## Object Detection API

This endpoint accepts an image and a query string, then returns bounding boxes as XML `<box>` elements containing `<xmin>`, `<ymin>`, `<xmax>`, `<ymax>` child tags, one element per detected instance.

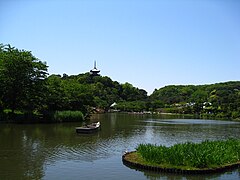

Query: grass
<box><xmin>136</xmin><ymin>139</ymin><xmax>240</xmax><ymax>169</ymax></box>
<box><xmin>0</xmin><ymin>110</ymin><xmax>85</xmax><ymax>123</ymax></box>
<box><xmin>53</xmin><ymin>110</ymin><xmax>84</xmax><ymax>122</ymax></box>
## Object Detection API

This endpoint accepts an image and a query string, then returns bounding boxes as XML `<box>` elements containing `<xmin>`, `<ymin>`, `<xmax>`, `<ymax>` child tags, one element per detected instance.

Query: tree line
<box><xmin>150</xmin><ymin>82</ymin><xmax>240</xmax><ymax>119</ymax></box>
<box><xmin>0</xmin><ymin>44</ymin><xmax>239</xmax><ymax>121</ymax></box>
<box><xmin>0</xmin><ymin>44</ymin><xmax>148</xmax><ymax>120</ymax></box>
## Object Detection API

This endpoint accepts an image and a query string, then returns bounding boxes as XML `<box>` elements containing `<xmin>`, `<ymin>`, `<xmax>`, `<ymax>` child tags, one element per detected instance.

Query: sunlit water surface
<box><xmin>0</xmin><ymin>113</ymin><xmax>240</xmax><ymax>180</ymax></box>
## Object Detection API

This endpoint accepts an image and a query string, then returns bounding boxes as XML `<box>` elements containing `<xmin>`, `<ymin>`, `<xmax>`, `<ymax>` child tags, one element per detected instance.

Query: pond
<box><xmin>0</xmin><ymin>113</ymin><xmax>240</xmax><ymax>180</ymax></box>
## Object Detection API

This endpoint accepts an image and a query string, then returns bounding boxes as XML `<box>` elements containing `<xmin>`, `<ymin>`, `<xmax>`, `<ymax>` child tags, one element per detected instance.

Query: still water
<box><xmin>0</xmin><ymin>113</ymin><xmax>240</xmax><ymax>180</ymax></box>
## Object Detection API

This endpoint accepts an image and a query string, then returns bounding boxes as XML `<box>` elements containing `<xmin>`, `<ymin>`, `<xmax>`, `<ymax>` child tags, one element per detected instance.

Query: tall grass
<box><xmin>137</xmin><ymin>139</ymin><xmax>240</xmax><ymax>168</ymax></box>
<box><xmin>53</xmin><ymin>111</ymin><xmax>84</xmax><ymax>122</ymax></box>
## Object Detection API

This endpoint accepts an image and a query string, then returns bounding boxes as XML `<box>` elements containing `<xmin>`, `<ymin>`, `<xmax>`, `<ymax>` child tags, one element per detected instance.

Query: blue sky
<box><xmin>1</xmin><ymin>0</ymin><xmax>240</xmax><ymax>94</ymax></box>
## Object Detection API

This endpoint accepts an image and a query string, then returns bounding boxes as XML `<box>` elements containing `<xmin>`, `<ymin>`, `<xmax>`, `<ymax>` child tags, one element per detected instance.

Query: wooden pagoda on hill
<box><xmin>90</xmin><ymin>61</ymin><xmax>100</xmax><ymax>76</ymax></box>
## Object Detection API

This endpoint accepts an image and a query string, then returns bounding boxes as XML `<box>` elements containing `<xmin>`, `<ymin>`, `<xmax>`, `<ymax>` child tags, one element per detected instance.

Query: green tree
<box><xmin>46</xmin><ymin>74</ymin><xmax>66</xmax><ymax>111</ymax></box>
<box><xmin>0</xmin><ymin>44</ymin><xmax>48</xmax><ymax>113</ymax></box>
<box><xmin>62</xmin><ymin>79</ymin><xmax>94</xmax><ymax>113</ymax></box>
<box><xmin>121</xmin><ymin>82</ymin><xmax>147</xmax><ymax>101</ymax></box>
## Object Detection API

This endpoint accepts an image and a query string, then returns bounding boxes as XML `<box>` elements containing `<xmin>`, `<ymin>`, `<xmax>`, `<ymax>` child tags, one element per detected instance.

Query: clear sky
<box><xmin>1</xmin><ymin>0</ymin><xmax>240</xmax><ymax>94</ymax></box>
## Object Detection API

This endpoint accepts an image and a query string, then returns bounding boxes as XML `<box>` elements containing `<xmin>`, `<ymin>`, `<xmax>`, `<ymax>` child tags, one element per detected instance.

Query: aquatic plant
<box><xmin>137</xmin><ymin>139</ymin><xmax>240</xmax><ymax>168</ymax></box>
<box><xmin>53</xmin><ymin>111</ymin><xmax>84</xmax><ymax>122</ymax></box>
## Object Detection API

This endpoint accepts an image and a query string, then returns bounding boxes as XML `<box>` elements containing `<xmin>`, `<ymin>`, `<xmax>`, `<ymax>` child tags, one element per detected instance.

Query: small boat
<box><xmin>76</xmin><ymin>122</ymin><xmax>100</xmax><ymax>134</ymax></box>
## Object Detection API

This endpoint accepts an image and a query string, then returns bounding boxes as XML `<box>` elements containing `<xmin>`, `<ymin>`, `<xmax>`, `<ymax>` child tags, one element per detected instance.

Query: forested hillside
<box><xmin>0</xmin><ymin>43</ymin><xmax>147</xmax><ymax>118</ymax></box>
<box><xmin>46</xmin><ymin>73</ymin><xmax>148</xmax><ymax>114</ymax></box>
<box><xmin>1</xmin><ymin>44</ymin><xmax>239</xmax><ymax>120</ymax></box>
<box><xmin>150</xmin><ymin>82</ymin><xmax>240</xmax><ymax>119</ymax></box>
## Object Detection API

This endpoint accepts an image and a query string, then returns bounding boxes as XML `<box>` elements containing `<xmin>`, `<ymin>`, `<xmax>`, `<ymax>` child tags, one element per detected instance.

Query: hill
<box><xmin>150</xmin><ymin>81</ymin><xmax>240</xmax><ymax>119</ymax></box>
<box><xmin>1</xmin><ymin>44</ymin><xmax>239</xmax><ymax>120</ymax></box>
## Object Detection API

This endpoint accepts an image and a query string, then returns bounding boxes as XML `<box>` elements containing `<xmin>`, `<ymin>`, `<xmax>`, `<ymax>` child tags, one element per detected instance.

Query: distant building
<box><xmin>90</xmin><ymin>61</ymin><xmax>100</xmax><ymax>76</ymax></box>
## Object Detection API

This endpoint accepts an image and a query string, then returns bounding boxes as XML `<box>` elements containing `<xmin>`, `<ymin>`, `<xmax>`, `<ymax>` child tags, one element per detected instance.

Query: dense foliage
<box><xmin>45</xmin><ymin>73</ymin><xmax>148</xmax><ymax>114</ymax></box>
<box><xmin>53</xmin><ymin>111</ymin><xmax>84</xmax><ymax>122</ymax></box>
<box><xmin>0</xmin><ymin>44</ymin><xmax>48</xmax><ymax>114</ymax></box>
<box><xmin>0</xmin><ymin>43</ymin><xmax>239</xmax><ymax>121</ymax></box>
<box><xmin>0</xmin><ymin>44</ymin><xmax>148</xmax><ymax>120</ymax></box>
<box><xmin>137</xmin><ymin>139</ymin><xmax>240</xmax><ymax>169</ymax></box>
<box><xmin>150</xmin><ymin>82</ymin><xmax>240</xmax><ymax>119</ymax></box>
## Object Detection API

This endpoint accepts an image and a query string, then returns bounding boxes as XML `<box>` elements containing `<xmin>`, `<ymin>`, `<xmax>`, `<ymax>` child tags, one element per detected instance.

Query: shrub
<box><xmin>53</xmin><ymin>111</ymin><xmax>84</xmax><ymax>122</ymax></box>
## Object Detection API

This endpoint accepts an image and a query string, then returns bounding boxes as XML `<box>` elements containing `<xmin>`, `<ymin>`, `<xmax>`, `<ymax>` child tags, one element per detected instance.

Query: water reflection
<box><xmin>0</xmin><ymin>113</ymin><xmax>240</xmax><ymax>179</ymax></box>
<box><xmin>146</xmin><ymin>119</ymin><xmax>240</xmax><ymax>125</ymax></box>
<box><xmin>0</xmin><ymin>125</ymin><xmax>45</xmax><ymax>179</ymax></box>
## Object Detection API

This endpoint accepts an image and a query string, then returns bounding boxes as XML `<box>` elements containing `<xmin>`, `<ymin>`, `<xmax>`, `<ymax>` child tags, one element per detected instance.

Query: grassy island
<box><xmin>123</xmin><ymin>139</ymin><xmax>240</xmax><ymax>173</ymax></box>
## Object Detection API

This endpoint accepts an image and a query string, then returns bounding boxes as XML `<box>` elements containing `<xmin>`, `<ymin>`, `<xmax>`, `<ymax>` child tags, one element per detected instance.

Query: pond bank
<box><xmin>122</xmin><ymin>151</ymin><xmax>240</xmax><ymax>174</ymax></box>
<box><xmin>0</xmin><ymin>110</ymin><xmax>84</xmax><ymax>123</ymax></box>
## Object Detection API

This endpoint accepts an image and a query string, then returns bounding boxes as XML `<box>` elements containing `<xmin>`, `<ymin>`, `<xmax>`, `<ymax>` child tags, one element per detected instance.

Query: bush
<box><xmin>53</xmin><ymin>111</ymin><xmax>84</xmax><ymax>122</ymax></box>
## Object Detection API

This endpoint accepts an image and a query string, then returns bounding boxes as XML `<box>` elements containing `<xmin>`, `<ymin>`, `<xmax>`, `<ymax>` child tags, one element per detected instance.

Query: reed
<box><xmin>53</xmin><ymin>111</ymin><xmax>84</xmax><ymax>122</ymax></box>
<box><xmin>137</xmin><ymin>139</ymin><xmax>240</xmax><ymax>168</ymax></box>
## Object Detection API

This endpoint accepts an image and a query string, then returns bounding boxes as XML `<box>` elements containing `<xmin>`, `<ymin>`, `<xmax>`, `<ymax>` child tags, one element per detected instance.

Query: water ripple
<box><xmin>44</xmin><ymin>137</ymin><xmax>128</xmax><ymax>163</ymax></box>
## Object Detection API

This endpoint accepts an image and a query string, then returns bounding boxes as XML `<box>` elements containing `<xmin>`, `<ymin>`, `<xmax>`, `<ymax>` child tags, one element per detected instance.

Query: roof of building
<box><xmin>90</xmin><ymin>61</ymin><xmax>100</xmax><ymax>74</ymax></box>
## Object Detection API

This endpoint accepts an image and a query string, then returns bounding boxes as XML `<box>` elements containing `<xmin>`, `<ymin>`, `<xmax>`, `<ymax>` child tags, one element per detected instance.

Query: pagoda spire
<box><xmin>90</xmin><ymin>60</ymin><xmax>100</xmax><ymax>76</ymax></box>
<box><xmin>94</xmin><ymin>60</ymin><xmax>97</xmax><ymax>69</ymax></box>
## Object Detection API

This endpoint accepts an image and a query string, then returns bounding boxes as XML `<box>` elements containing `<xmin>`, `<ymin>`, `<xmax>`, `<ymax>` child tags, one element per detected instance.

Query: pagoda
<box><xmin>90</xmin><ymin>61</ymin><xmax>100</xmax><ymax>76</ymax></box>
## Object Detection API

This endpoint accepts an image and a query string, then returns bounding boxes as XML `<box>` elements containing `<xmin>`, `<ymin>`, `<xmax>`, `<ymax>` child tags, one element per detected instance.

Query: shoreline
<box><xmin>122</xmin><ymin>151</ymin><xmax>240</xmax><ymax>174</ymax></box>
